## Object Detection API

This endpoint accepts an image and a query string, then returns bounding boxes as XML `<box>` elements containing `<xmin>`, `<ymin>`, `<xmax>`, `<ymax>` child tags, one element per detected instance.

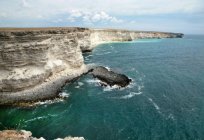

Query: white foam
<box><xmin>59</xmin><ymin>92</ymin><xmax>69</xmax><ymax>98</ymax></box>
<box><xmin>167</xmin><ymin>113</ymin><xmax>175</xmax><ymax>121</ymax></box>
<box><xmin>103</xmin><ymin>85</ymin><xmax>120</xmax><ymax>91</ymax></box>
<box><xmin>125</xmin><ymin>80</ymin><xmax>136</xmax><ymax>89</ymax></box>
<box><xmin>25</xmin><ymin>113</ymin><xmax>59</xmax><ymax>123</ymax></box>
<box><xmin>25</xmin><ymin>116</ymin><xmax>48</xmax><ymax>123</ymax></box>
<box><xmin>120</xmin><ymin>92</ymin><xmax>142</xmax><ymax>99</ymax></box>
<box><xmin>148</xmin><ymin>98</ymin><xmax>160</xmax><ymax>110</ymax></box>
<box><xmin>75</xmin><ymin>86</ymin><xmax>80</xmax><ymax>88</ymax></box>
<box><xmin>138</xmin><ymin>85</ymin><xmax>144</xmax><ymax>91</ymax></box>
<box><xmin>78</xmin><ymin>82</ymin><xmax>84</xmax><ymax>86</ymax></box>
<box><xmin>75</xmin><ymin>82</ymin><xmax>84</xmax><ymax>89</ymax></box>
<box><xmin>105</xmin><ymin>66</ymin><xmax>111</xmax><ymax>71</ymax></box>
<box><xmin>33</xmin><ymin>98</ymin><xmax>64</xmax><ymax>106</ymax></box>
<box><xmin>86</xmin><ymin>79</ymin><xmax>101</xmax><ymax>84</ymax></box>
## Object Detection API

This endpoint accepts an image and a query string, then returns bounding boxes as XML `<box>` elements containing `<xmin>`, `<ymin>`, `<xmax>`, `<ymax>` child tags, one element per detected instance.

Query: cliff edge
<box><xmin>0</xmin><ymin>27</ymin><xmax>183</xmax><ymax>105</ymax></box>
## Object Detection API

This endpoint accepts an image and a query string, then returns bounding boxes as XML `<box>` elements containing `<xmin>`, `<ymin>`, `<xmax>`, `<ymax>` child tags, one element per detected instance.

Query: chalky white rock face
<box><xmin>0</xmin><ymin>27</ymin><xmax>183</xmax><ymax>104</ymax></box>
<box><xmin>0</xmin><ymin>28</ymin><xmax>87</xmax><ymax>92</ymax></box>
<box><xmin>90</xmin><ymin>29</ymin><xmax>183</xmax><ymax>49</ymax></box>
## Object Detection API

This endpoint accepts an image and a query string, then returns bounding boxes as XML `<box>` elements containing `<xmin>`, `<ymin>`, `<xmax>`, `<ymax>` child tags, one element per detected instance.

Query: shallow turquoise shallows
<box><xmin>1</xmin><ymin>35</ymin><xmax>204</xmax><ymax>140</ymax></box>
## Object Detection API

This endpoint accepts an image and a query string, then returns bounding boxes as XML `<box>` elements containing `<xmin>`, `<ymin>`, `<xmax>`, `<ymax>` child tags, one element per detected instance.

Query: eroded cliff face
<box><xmin>0</xmin><ymin>28</ymin><xmax>88</xmax><ymax>93</ymax></box>
<box><xmin>0</xmin><ymin>27</ymin><xmax>183</xmax><ymax>105</ymax></box>
<box><xmin>89</xmin><ymin>29</ymin><xmax>183</xmax><ymax>50</ymax></box>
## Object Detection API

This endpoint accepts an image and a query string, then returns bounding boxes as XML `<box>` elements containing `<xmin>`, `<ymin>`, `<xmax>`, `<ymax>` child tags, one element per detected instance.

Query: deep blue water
<box><xmin>1</xmin><ymin>35</ymin><xmax>204</xmax><ymax>140</ymax></box>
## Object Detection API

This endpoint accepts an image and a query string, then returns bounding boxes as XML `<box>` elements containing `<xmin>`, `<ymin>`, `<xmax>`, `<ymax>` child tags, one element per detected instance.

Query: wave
<box><xmin>75</xmin><ymin>86</ymin><xmax>80</xmax><ymax>88</ymax></box>
<box><xmin>103</xmin><ymin>85</ymin><xmax>121</xmax><ymax>91</ymax></box>
<box><xmin>59</xmin><ymin>92</ymin><xmax>69</xmax><ymax>98</ymax></box>
<box><xmin>78</xmin><ymin>82</ymin><xmax>84</xmax><ymax>86</ymax></box>
<box><xmin>120</xmin><ymin>92</ymin><xmax>142</xmax><ymax>99</ymax></box>
<box><xmin>167</xmin><ymin>113</ymin><xmax>175</xmax><ymax>121</ymax></box>
<box><xmin>86</xmin><ymin>78</ymin><xmax>131</xmax><ymax>92</ymax></box>
<box><xmin>25</xmin><ymin>113</ymin><xmax>59</xmax><ymax>123</ymax></box>
<box><xmin>148</xmin><ymin>98</ymin><xmax>160</xmax><ymax>110</ymax></box>
<box><xmin>33</xmin><ymin>92</ymin><xmax>70</xmax><ymax>106</ymax></box>
<box><xmin>84</xmin><ymin>54</ymin><xmax>93</xmax><ymax>58</ymax></box>
<box><xmin>119</xmin><ymin>83</ymin><xmax>144</xmax><ymax>99</ymax></box>
<box><xmin>22</xmin><ymin>92</ymin><xmax>70</xmax><ymax>107</ymax></box>
<box><xmin>75</xmin><ymin>82</ymin><xmax>84</xmax><ymax>88</ymax></box>
<box><xmin>86</xmin><ymin>79</ymin><xmax>101</xmax><ymax>84</ymax></box>
<box><xmin>85</xmin><ymin>58</ymin><xmax>90</xmax><ymax>61</ymax></box>
<box><xmin>95</xmin><ymin>52</ymin><xmax>111</xmax><ymax>56</ymax></box>
<box><xmin>138</xmin><ymin>85</ymin><xmax>144</xmax><ymax>91</ymax></box>
<box><xmin>33</xmin><ymin>98</ymin><xmax>64</xmax><ymax>106</ymax></box>
<box><xmin>105</xmin><ymin>66</ymin><xmax>111</xmax><ymax>71</ymax></box>
<box><xmin>25</xmin><ymin>116</ymin><xmax>48</xmax><ymax>123</ymax></box>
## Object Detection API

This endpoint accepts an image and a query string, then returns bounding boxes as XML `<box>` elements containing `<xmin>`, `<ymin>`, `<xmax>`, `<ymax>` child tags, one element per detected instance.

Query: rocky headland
<box><xmin>0</xmin><ymin>27</ymin><xmax>183</xmax><ymax>105</ymax></box>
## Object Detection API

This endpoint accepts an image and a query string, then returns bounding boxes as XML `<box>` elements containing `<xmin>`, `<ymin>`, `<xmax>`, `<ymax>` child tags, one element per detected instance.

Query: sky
<box><xmin>0</xmin><ymin>0</ymin><xmax>204</xmax><ymax>34</ymax></box>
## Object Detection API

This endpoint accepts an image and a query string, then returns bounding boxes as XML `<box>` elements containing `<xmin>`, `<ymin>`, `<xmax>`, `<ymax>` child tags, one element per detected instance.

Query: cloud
<box><xmin>68</xmin><ymin>10</ymin><xmax>123</xmax><ymax>24</ymax></box>
<box><xmin>21</xmin><ymin>0</ymin><xmax>31</xmax><ymax>8</ymax></box>
<box><xmin>52</xmin><ymin>18</ymin><xmax>63</xmax><ymax>23</ymax></box>
<box><xmin>1</xmin><ymin>0</ymin><xmax>203</xmax><ymax>20</ymax></box>
<box><xmin>68</xmin><ymin>10</ymin><xmax>83</xmax><ymax>22</ymax></box>
<box><xmin>0</xmin><ymin>13</ymin><xmax>7</xmax><ymax>18</ymax></box>
<box><xmin>0</xmin><ymin>0</ymin><xmax>204</xmax><ymax>34</ymax></box>
<box><xmin>36</xmin><ymin>0</ymin><xmax>204</xmax><ymax>16</ymax></box>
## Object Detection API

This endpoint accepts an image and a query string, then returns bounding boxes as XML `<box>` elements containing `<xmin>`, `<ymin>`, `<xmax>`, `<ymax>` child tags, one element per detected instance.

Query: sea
<box><xmin>1</xmin><ymin>35</ymin><xmax>204</xmax><ymax>140</ymax></box>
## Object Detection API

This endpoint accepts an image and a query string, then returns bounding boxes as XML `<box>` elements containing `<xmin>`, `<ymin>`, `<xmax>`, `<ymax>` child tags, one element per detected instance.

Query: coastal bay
<box><xmin>0</xmin><ymin>28</ymin><xmax>183</xmax><ymax>105</ymax></box>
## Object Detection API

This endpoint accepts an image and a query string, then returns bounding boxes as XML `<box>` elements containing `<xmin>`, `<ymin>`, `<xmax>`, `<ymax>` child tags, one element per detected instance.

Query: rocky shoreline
<box><xmin>0</xmin><ymin>27</ymin><xmax>184</xmax><ymax>106</ymax></box>
<box><xmin>0</xmin><ymin>65</ymin><xmax>88</xmax><ymax>106</ymax></box>
<box><xmin>0</xmin><ymin>130</ymin><xmax>85</xmax><ymax>140</ymax></box>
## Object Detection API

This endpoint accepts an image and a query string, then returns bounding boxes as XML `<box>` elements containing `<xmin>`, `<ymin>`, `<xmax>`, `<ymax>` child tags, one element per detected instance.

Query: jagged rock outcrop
<box><xmin>90</xmin><ymin>66</ymin><xmax>131</xmax><ymax>87</ymax></box>
<box><xmin>0</xmin><ymin>27</ymin><xmax>183</xmax><ymax>105</ymax></box>
<box><xmin>0</xmin><ymin>130</ymin><xmax>44</xmax><ymax>140</ymax></box>
<box><xmin>0</xmin><ymin>130</ymin><xmax>85</xmax><ymax>140</ymax></box>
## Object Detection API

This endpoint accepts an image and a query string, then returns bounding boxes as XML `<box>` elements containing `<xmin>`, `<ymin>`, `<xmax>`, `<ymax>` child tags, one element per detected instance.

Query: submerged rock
<box><xmin>90</xmin><ymin>66</ymin><xmax>131</xmax><ymax>87</ymax></box>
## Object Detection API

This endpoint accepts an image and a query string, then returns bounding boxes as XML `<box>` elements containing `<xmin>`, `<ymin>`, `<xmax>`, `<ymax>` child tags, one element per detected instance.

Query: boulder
<box><xmin>90</xmin><ymin>66</ymin><xmax>131</xmax><ymax>87</ymax></box>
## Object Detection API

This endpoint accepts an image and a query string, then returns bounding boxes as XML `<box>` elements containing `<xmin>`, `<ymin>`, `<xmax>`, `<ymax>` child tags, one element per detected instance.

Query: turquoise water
<box><xmin>1</xmin><ymin>35</ymin><xmax>204</xmax><ymax>140</ymax></box>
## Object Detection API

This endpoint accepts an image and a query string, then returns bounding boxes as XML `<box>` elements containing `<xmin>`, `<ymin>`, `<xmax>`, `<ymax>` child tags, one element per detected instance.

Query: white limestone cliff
<box><xmin>0</xmin><ymin>27</ymin><xmax>183</xmax><ymax>105</ymax></box>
